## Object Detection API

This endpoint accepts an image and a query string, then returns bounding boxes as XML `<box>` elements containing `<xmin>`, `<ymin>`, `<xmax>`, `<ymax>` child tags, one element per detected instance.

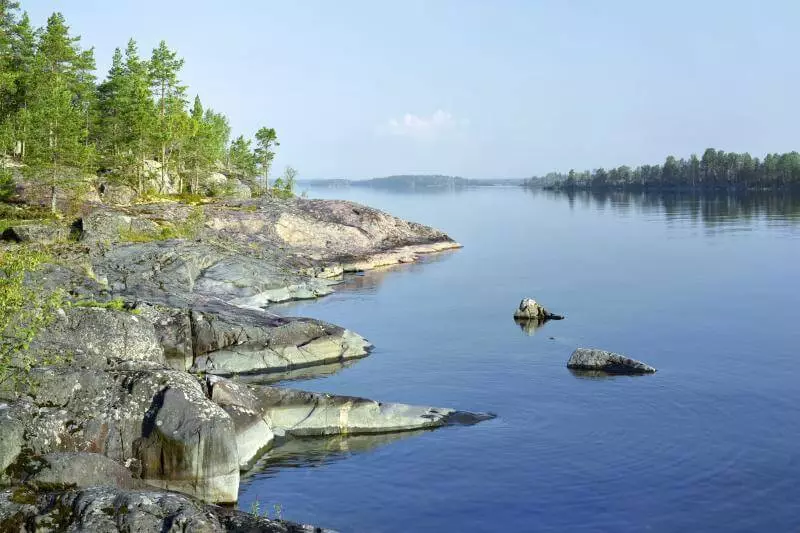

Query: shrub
<box><xmin>0</xmin><ymin>169</ymin><xmax>15</xmax><ymax>201</ymax></box>
<box><xmin>0</xmin><ymin>247</ymin><xmax>63</xmax><ymax>389</ymax></box>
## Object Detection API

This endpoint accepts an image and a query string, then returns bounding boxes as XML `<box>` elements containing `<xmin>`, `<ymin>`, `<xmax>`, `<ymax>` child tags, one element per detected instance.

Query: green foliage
<box><xmin>249</xmin><ymin>498</ymin><xmax>283</xmax><ymax>520</ymax></box>
<box><xmin>0</xmin><ymin>6</ymin><xmax>277</xmax><ymax>203</ymax></box>
<box><xmin>0</xmin><ymin>168</ymin><xmax>14</xmax><ymax>200</ymax></box>
<box><xmin>0</xmin><ymin>246</ymin><xmax>63</xmax><ymax>388</ymax></box>
<box><xmin>271</xmin><ymin>166</ymin><xmax>297</xmax><ymax>199</ymax></box>
<box><xmin>254</xmin><ymin>127</ymin><xmax>278</xmax><ymax>191</ymax></box>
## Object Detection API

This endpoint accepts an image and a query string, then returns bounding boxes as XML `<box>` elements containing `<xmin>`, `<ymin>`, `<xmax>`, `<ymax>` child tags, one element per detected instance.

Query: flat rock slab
<box><xmin>567</xmin><ymin>348</ymin><xmax>657</xmax><ymax>374</ymax></box>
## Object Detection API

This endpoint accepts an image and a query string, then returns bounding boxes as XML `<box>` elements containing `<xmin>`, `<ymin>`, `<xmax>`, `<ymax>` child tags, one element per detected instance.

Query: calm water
<box><xmin>239</xmin><ymin>188</ymin><xmax>800</xmax><ymax>532</ymax></box>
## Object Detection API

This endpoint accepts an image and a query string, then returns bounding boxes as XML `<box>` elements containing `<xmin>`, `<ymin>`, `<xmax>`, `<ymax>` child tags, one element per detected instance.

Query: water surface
<box><xmin>240</xmin><ymin>188</ymin><xmax>800</xmax><ymax>532</ymax></box>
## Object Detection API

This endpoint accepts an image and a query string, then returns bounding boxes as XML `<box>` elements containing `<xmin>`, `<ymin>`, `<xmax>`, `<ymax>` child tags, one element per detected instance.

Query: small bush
<box><xmin>0</xmin><ymin>170</ymin><xmax>15</xmax><ymax>201</ymax></box>
<box><xmin>0</xmin><ymin>247</ymin><xmax>63</xmax><ymax>388</ymax></box>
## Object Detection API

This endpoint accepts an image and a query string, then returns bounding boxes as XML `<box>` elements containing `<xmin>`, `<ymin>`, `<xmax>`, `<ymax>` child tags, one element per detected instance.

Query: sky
<box><xmin>22</xmin><ymin>0</ymin><xmax>800</xmax><ymax>179</ymax></box>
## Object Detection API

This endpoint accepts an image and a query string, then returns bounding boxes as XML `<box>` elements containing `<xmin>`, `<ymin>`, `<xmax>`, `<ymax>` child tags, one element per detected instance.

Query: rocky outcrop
<box><xmin>513</xmin><ymin>298</ymin><xmax>563</xmax><ymax>320</ymax></box>
<box><xmin>80</xmin><ymin>209</ymin><xmax>162</xmax><ymax>243</ymax></box>
<box><xmin>0</xmin><ymin>486</ymin><xmax>326</xmax><ymax>532</ymax></box>
<box><xmin>99</xmin><ymin>183</ymin><xmax>137</xmax><ymax>206</ymax></box>
<box><xmin>567</xmin><ymin>348</ymin><xmax>657</xmax><ymax>374</ymax></box>
<box><xmin>0</xmin><ymin>193</ymin><xmax>486</xmax><ymax>527</ymax></box>
<box><xmin>28</xmin><ymin>306</ymin><xmax>165</xmax><ymax>369</ymax></box>
<box><xmin>13</xmin><ymin>452</ymin><xmax>140</xmax><ymax>490</ymax></box>
<box><xmin>1</xmin><ymin>224</ymin><xmax>69</xmax><ymax>245</ymax></box>
<box><xmin>0</xmin><ymin>367</ymin><xmax>240</xmax><ymax>503</ymax></box>
<box><xmin>207</xmin><ymin>378</ymin><xmax>495</xmax><ymax>439</ymax></box>
<box><xmin>190</xmin><ymin>307</ymin><xmax>371</xmax><ymax>375</ymax></box>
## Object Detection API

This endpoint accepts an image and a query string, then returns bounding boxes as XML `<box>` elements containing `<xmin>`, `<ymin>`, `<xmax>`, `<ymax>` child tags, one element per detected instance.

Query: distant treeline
<box><xmin>302</xmin><ymin>175</ymin><xmax>523</xmax><ymax>190</ymax></box>
<box><xmin>525</xmin><ymin>149</ymin><xmax>800</xmax><ymax>191</ymax></box>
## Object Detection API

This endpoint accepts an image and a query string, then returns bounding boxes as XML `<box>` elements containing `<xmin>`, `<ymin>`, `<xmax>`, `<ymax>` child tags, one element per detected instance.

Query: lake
<box><xmin>239</xmin><ymin>187</ymin><xmax>800</xmax><ymax>532</ymax></box>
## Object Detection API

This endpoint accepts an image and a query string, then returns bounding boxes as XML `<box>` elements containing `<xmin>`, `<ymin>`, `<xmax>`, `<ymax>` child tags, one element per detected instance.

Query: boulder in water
<box><xmin>567</xmin><ymin>348</ymin><xmax>656</xmax><ymax>374</ymax></box>
<box><xmin>513</xmin><ymin>298</ymin><xmax>563</xmax><ymax>320</ymax></box>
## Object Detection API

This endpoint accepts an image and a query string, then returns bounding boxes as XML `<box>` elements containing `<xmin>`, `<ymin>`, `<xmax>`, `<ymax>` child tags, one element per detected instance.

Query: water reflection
<box><xmin>514</xmin><ymin>317</ymin><xmax>558</xmax><ymax>336</ymax></box>
<box><xmin>243</xmin><ymin>431</ymin><xmax>428</xmax><ymax>479</ymax></box>
<box><xmin>233</xmin><ymin>361</ymin><xmax>356</xmax><ymax>385</ymax></box>
<box><xmin>534</xmin><ymin>189</ymin><xmax>800</xmax><ymax>230</ymax></box>
<box><xmin>568</xmin><ymin>368</ymin><xmax>652</xmax><ymax>380</ymax></box>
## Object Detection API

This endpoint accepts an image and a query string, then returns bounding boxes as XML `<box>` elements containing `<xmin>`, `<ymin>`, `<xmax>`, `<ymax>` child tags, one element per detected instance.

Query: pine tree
<box><xmin>254</xmin><ymin>127</ymin><xmax>278</xmax><ymax>193</ymax></box>
<box><xmin>0</xmin><ymin>1</ymin><xmax>20</xmax><ymax>159</ymax></box>
<box><xmin>26</xmin><ymin>12</ymin><xmax>95</xmax><ymax>212</ymax></box>
<box><xmin>149</xmin><ymin>40</ymin><xmax>185</xmax><ymax>192</ymax></box>
<box><xmin>122</xmin><ymin>39</ymin><xmax>154</xmax><ymax>193</ymax></box>
<box><xmin>228</xmin><ymin>135</ymin><xmax>256</xmax><ymax>181</ymax></box>
<box><xmin>96</xmin><ymin>47</ymin><xmax>126</xmax><ymax>169</ymax></box>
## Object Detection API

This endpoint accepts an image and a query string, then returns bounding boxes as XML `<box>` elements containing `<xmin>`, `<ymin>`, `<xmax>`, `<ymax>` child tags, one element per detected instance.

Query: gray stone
<box><xmin>100</xmin><ymin>183</ymin><xmax>137</xmax><ymax>206</ymax></box>
<box><xmin>207</xmin><ymin>377</ymin><xmax>274</xmax><ymax>469</ymax></box>
<box><xmin>513</xmin><ymin>298</ymin><xmax>563</xmax><ymax>320</ymax></box>
<box><xmin>227</xmin><ymin>179</ymin><xmax>252</xmax><ymax>199</ymax></box>
<box><xmin>240</xmin><ymin>384</ymin><xmax>495</xmax><ymax>438</ymax></box>
<box><xmin>0</xmin><ymin>407</ymin><xmax>24</xmax><ymax>479</ymax></box>
<box><xmin>4</xmin><ymin>367</ymin><xmax>240</xmax><ymax>503</ymax></box>
<box><xmin>567</xmin><ymin>348</ymin><xmax>657</xmax><ymax>374</ymax></box>
<box><xmin>134</xmin><ymin>384</ymin><xmax>240</xmax><ymax>503</ymax></box>
<box><xmin>29</xmin><ymin>306</ymin><xmax>165</xmax><ymax>370</ymax></box>
<box><xmin>23</xmin><ymin>452</ymin><xmax>139</xmax><ymax>490</ymax></box>
<box><xmin>1</xmin><ymin>224</ymin><xmax>70</xmax><ymax>245</ymax></box>
<box><xmin>190</xmin><ymin>308</ymin><xmax>371</xmax><ymax>375</ymax></box>
<box><xmin>80</xmin><ymin>209</ymin><xmax>162</xmax><ymax>243</ymax></box>
<box><xmin>0</xmin><ymin>486</ymin><xmax>327</xmax><ymax>532</ymax></box>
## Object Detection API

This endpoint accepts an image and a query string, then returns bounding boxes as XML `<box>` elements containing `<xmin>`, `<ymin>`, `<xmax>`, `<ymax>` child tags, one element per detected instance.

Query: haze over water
<box><xmin>240</xmin><ymin>187</ymin><xmax>800</xmax><ymax>533</ymax></box>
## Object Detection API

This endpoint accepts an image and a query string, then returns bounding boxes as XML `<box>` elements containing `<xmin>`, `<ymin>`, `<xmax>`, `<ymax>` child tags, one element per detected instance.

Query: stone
<box><xmin>243</xmin><ymin>385</ymin><xmax>495</xmax><ymax>438</ymax></box>
<box><xmin>4</xmin><ymin>367</ymin><xmax>240</xmax><ymax>503</ymax></box>
<box><xmin>0</xmin><ymin>407</ymin><xmax>24</xmax><ymax>479</ymax></box>
<box><xmin>227</xmin><ymin>179</ymin><xmax>252</xmax><ymax>199</ymax></box>
<box><xmin>513</xmin><ymin>298</ymin><xmax>563</xmax><ymax>320</ymax></box>
<box><xmin>206</xmin><ymin>377</ymin><xmax>274</xmax><ymax>469</ymax></box>
<box><xmin>21</xmin><ymin>452</ymin><xmax>139</xmax><ymax>490</ymax></box>
<box><xmin>28</xmin><ymin>306</ymin><xmax>165</xmax><ymax>370</ymax></box>
<box><xmin>0</xmin><ymin>486</ymin><xmax>327</xmax><ymax>532</ymax></box>
<box><xmin>1</xmin><ymin>224</ymin><xmax>70</xmax><ymax>245</ymax></box>
<box><xmin>134</xmin><ymin>384</ymin><xmax>240</xmax><ymax>503</ymax></box>
<box><xmin>567</xmin><ymin>348</ymin><xmax>657</xmax><ymax>374</ymax></box>
<box><xmin>99</xmin><ymin>183</ymin><xmax>137</xmax><ymax>206</ymax></box>
<box><xmin>80</xmin><ymin>209</ymin><xmax>162</xmax><ymax>243</ymax></box>
<box><xmin>190</xmin><ymin>308</ymin><xmax>372</xmax><ymax>375</ymax></box>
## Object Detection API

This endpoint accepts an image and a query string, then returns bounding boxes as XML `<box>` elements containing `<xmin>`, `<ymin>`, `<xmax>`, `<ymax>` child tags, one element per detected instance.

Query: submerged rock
<box><xmin>513</xmin><ymin>298</ymin><xmax>563</xmax><ymax>320</ymax></box>
<box><xmin>567</xmin><ymin>348</ymin><xmax>657</xmax><ymax>374</ymax></box>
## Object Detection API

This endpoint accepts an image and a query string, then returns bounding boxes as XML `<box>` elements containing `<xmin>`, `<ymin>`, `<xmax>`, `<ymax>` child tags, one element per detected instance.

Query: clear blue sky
<box><xmin>23</xmin><ymin>1</ymin><xmax>800</xmax><ymax>179</ymax></box>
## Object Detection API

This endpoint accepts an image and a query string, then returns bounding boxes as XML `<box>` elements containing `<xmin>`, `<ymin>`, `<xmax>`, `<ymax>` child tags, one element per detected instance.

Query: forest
<box><xmin>525</xmin><ymin>149</ymin><xmax>800</xmax><ymax>191</ymax></box>
<box><xmin>0</xmin><ymin>1</ymin><xmax>292</xmax><ymax>211</ymax></box>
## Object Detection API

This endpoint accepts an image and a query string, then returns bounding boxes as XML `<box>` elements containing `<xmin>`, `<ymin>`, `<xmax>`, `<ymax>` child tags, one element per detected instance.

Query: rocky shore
<box><xmin>0</xmin><ymin>194</ymin><xmax>490</xmax><ymax>531</ymax></box>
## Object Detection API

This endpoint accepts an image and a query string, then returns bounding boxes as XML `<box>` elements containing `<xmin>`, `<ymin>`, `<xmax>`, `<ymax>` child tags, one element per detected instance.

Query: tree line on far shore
<box><xmin>0</xmin><ymin>1</ymin><xmax>294</xmax><ymax>210</ymax></box>
<box><xmin>524</xmin><ymin>149</ymin><xmax>800</xmax><ymax>191</ymax></box>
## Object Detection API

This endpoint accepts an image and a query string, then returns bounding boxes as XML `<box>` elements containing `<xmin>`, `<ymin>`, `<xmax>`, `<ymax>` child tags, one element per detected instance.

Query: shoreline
<box><xmin>0</xmin><ymin>194</ymin><xmax>490</xmax><ymax>531</ymax></box>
